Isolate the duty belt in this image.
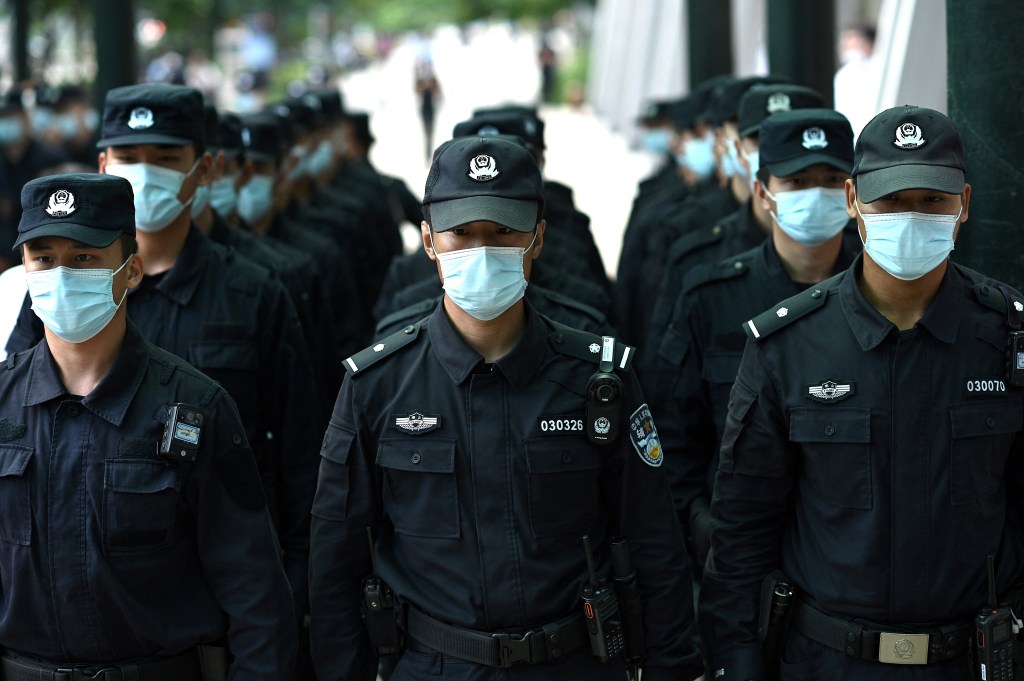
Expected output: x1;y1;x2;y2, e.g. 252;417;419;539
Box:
404;604;588;668
1;649;201;681
791;597;973;665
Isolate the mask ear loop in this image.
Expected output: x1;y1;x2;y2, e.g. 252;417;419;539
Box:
112;253;135;308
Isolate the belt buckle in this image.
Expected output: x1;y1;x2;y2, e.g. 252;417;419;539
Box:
878;632;929;664
493;630;535;668
56;667;119;681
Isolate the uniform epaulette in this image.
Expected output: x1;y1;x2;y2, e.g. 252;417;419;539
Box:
344;323;422;375
972;281;1024;329
743;284;830;342
681;254;750;295
547;325;635;372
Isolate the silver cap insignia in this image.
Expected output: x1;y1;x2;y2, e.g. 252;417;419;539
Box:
894;123;925;149
468;154;499;182
127;107;155;130
373;343;385;352
776;307;789;318
45;190;76;217
801;127;828;150
766;93;791;113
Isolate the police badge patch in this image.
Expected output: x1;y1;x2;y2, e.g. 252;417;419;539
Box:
127;107;155;130
393;412;440;434
807;380;854;403
628;404;663;467
45;190;76;217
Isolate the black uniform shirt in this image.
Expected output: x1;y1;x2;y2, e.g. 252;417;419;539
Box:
126;225;323;613
699;259;1024;680
0;324;295;675
655;237;857;517
310;302;703;681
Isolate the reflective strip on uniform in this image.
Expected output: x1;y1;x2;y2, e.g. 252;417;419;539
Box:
346;357;359;372
747;320;760;339
619;346;631;369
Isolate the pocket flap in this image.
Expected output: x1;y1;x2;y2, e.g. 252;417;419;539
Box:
377;439;455;473
321;422;354;466
950;401;1023;439
525;438;601;475
0;444;32;478
105;460;179;493
790;408;871;444
189;341;258;371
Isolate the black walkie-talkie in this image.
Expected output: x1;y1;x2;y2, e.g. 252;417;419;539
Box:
976;554;1015;681
580;535;625;663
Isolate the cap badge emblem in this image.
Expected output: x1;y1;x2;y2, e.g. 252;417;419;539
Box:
524;119;537;136
45;190;76;217
468;154;499;182
894;122;925;149
476;125;500;136
127;107;155;130
801;127;828;150
766;93;792;113
241;128;251;146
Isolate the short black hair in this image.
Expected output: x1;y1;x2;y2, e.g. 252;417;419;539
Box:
120;233;139;259
756;166;771;187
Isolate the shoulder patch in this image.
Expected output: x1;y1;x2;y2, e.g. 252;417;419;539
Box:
548;326;635;372
344;323;422;375
743;284;830;342
973;282;1024;330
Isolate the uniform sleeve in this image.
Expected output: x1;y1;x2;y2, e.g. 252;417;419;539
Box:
257;278;325;620
309;376;380;681
698;341;796;681
188;391;298;680
606;370;705;681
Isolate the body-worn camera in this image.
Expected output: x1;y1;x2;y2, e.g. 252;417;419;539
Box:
586;337;624;444
1007;331;1024;388
160;404;203;463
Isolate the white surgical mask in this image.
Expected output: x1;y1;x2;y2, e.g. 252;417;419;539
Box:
237;175;275;224
209;177;239;217
765;186;849;246
432;231;537;321
105;161;200;232
26;255;133;343
855;197;961;280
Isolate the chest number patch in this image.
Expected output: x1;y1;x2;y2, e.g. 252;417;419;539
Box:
629;404;663;467
965;378;1007;396
539;415;584;434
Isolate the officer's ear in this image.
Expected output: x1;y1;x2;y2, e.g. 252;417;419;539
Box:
954;183;972;241
97;151;108;173
421;220;437;261
845;178;859;219
754;175;772;213
529;220;545;261
126;251;144;288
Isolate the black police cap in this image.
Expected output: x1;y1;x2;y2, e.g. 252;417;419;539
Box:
636;99;676;126
424;136;543;233
97;83;204;148
14;173;135;251
0;88;24;115
853;105;966;203
202;103;221;148
452;113;543;156
217;113;244;159
711;75;790;126
343;112;375;145
238;113;283;162
738;84;825;137
759;108;854;177
308;89;345;121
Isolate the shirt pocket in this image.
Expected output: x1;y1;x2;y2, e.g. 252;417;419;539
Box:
377;438;458;538
0;444;33;545
949;401;1022;506
790;408;872;509
103;459;181;555
312;422;355;522
524;438;602;538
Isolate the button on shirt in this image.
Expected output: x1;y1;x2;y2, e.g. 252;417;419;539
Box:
310;302;703;681
699;259;1024;680
0;324;295;675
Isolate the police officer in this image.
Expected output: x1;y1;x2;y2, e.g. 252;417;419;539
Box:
310;135;705;681
0;173;295;679
87;83;322;641
651;108;858;572
700;106;1024;681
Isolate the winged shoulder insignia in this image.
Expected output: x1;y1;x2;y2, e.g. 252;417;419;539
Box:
394;412;440;433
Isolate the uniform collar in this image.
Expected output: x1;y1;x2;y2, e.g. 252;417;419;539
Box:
137;224;210;306
24;323;149;426
840;255;962;350
428;299;548;390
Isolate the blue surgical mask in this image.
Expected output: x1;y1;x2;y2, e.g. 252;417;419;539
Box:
855;198;961;280
432;231;537;321
26;255;133;343
765;186;850;246
210;177;238;216
105;161;200;232
306;140;334;176
31;108;55;134
0;117;24;146
642;129;672;155
679;133;716;180
237;175;275;224
55;113;80;140
721;142;744;179
744;150;760;191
